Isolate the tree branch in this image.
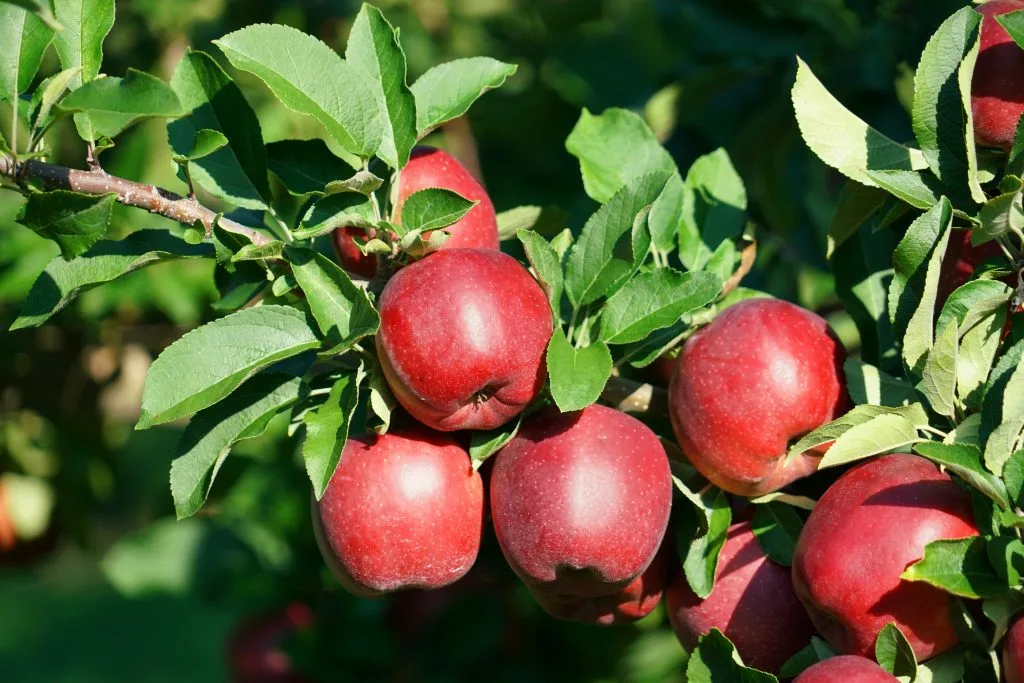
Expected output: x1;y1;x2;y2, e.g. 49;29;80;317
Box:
0;153;272;246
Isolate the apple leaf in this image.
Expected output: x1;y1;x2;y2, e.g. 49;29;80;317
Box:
956;301;1009;411
171;370;307;519
751;502;803;567
648;171;685;255
411;57;517;136
778;639;833;679
919;318;959;418
303;368;362;500
913;442;1010;511
232;241;284;263
171;129;228;163
16;190;115;260
57;69;183;139
29;67;81;132
685;629;777;683
598;269;721;345
832;225;899;368
214;24;382;158
468;416;521;471
295;192;377;240
818;412;924;469
1004;450;1024;509
982;354;1024;477
52;0;113;88
937;280;1012;334
565;107;676;204
982;591;1024;644
398;188;476;234
325;170;383;197
901;537;1006;599
997;10;1024;51
266;139;355;196
915;650;966;683
364;356;396;434
0;3;52;100
138;305;321;428
843;358;918;407
518;229;564;319
973;190;1024;246
875;623;918;682
827;180;889;257
679;149;747;272
863;169;943;210
986;536;1024;588
545;328;612;413
211;262;268;313
673;477;731;600
787;403;928;461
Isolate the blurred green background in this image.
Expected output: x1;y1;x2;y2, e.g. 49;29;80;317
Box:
0;0;965;681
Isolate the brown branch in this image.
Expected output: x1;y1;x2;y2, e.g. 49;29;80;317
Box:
0;153;272;246
723;239;757;296
601;376;667;418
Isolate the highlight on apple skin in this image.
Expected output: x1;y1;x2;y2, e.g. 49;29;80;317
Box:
793;655;899;683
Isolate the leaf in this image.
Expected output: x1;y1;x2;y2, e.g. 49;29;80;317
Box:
215;24;382;158
875;623;919;682
901;537;1006;599
324;170;383;196
11;230;213;330
679;149;747;271
565;172;668;307
792;57;928;189
686;630;777;683
232;241;284;262
788;403;929;459
266;139;355;195
0;4;53;100
974;190;1024;245
958;23;986;206
29;67;81;130
818;412;923;469
649;171;685;254
954;304;1010;411
864;169;943;210
827;180;889;257
137;305;320;428
57;69;183;139
986;536;1024;587
777;644;822;680
919;318;958;418
751;502;803;567
565;107;676;203
345;4;416;169
0;0;61;30
843;358;919;407
545;328;612;412
913;442;1010;511
285;246;378;349
496;205;565;242
364;356;395;434
598;269;722;344
212;262;267;312
303;369;362;500
295;192;376;240
16;190;115;259
673;479;732;600
468;416;521;471
832;226;898;368
172;129;228;162
1004;450;1024;509
411;57;517;136
983;355;1024;477
916;650;966;683
398;188;476;233
171;371;305;518
168;49;270;209
997;10;1024;50
52;0;114;88
982;339;1024;444
518;229;564;317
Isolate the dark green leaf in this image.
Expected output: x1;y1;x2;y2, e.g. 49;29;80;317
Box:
303;369;362;500
996;10;1024;51
58;69;183;139
751;502;803;567
982;339;1024;442
1004;450;1024;508
52;0;114;88
679;149;747;271
875;623;918;681
172;129;228;163
913;441;1010;510
411;57;517;136
295;192;376;240
983;354;1024;476
649;172;685;254
986;536;1024;586
518;229;564;318
598;269;722;344
901;537;1006;599
398;188;475;233
285;246;378;349
469;416;521;471
0;4;53;100
832;226;899;369
843;358;919;407
686;630;778;683
777;644;820;680
16;190;115;259
673;478;731;600
827;180;889;257
266;139;355;195
231;241;284;262
324;170;383;196
545;327;612;412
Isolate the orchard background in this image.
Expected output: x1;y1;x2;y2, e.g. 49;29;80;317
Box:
2;0;1022;682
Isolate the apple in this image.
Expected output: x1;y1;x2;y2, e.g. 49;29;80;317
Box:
227;603;314;683
668;298;849;496
793;656;899;683
313;428;485;597
489;404;672;599
792;453;980;661
375;248;552;431
1005;617;1024;683
665;521;815;674
972;0;1024;150
331;146;500;277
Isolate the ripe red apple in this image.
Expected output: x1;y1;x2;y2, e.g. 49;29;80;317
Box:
312;429;484;597
1005;617;1024;683
375;248;552;431
0;481;15;553
227;603;313;683
489;404;672;599
668;298;849;496
972;0;1024;150
331;146;499;277
665;521;815;674
792;454;980;661
793;656;899;683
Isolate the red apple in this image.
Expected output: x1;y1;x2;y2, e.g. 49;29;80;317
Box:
375;248;552;431
331;146;499;277
972;0;1024;150
313;429;484;597
793;656;899;683
489;404;672;599
792;454;980;661
1005;617;1024;683
0;481;15;553
668;298;848;496
938;229;1008;307
666;521;815;674
227;603;314;683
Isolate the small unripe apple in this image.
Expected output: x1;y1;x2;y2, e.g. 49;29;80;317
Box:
793;655;899;683
313;429;484;597
666;521;815;674
490;404;672;598
227;603;314;683
1005;617;1024;683
668;298;849;496
376;248;552;431
792;454;979;661
972;0;1024;150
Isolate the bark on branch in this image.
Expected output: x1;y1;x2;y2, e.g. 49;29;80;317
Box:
0;153;272;246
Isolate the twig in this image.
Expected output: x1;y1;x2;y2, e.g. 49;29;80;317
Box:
0;153;272;246
601;376;667;418
723;239;757;296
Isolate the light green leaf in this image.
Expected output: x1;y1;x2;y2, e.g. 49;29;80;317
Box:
497;205;560;242
215;24;382;158
679;149;747;271
232;241;284;262
52;0;114;88
649;171;685;254
673;479;732;600
598;269;722;344
411;57;517;136
364;356;395;433
469;416;521;472
16;190;115;259
982;339;1024;443
138;305;321;428
324;170;383;196
974;190;1024;245
398;188;475;233
545;328;612;412
686;630;777;683
984;355;1024;476
901;537;1006;599
863;169;942;210
919;318;958;418
751;502;803;567
0;4;53;100
295;192;376;240
958;23;985;205
518;229;564;317
913;441;1009;510
58;69;183;139
843;358;919;407
1005;450;1024;509
303;369;362;500
875;623;919;682
788;403;928;459
172;128;228;162
29;67;81;130
266;139;355;195
285;246;378;349
818;412;923;468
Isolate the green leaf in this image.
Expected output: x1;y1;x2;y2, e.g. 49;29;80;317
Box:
266;139;355;195
345;4;416;169
295;192;376;240
788;403;929;460
946;287;1012;411
777;644;822;680
168;50;270;209
986;536;1024;587
751;502;803;567
598;269;722;344
171;371;305;519
875;623;919;682
324;170;383;196
172;128;228;163
52;0;114;88
518;229;564;318
565;172;668;307
686;630;777;683
565;107;676;203
137;305;320;428
997;10;1024;49
303;369;362;500
285;246;378;350
982;339;1024;443
364;356;396;434
232;241;284;262
959;24;986;206
863;169;943;210
818;412;923;469
495;205;569;242
545;327;612;412
1004;450;1024;509
30;67;81;130
913;442;1010;511
843;358;919;407
974;190;1024;245
468;416;521;472
679;149;747;271
792;57;928;189
649;172;685;254
983;355;1024;476
1010;115;1024;178
398;188;476;233
827;180;889;257
57;69;183;139
832;226;898;368
16;190;115;259
411;57;517;136
0;0;61;30
919;318;958;418
214;24;382;158
11;230;212;330
673;479;732;600
901;537;1006;599
212;261;267;312
0;4;52;101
